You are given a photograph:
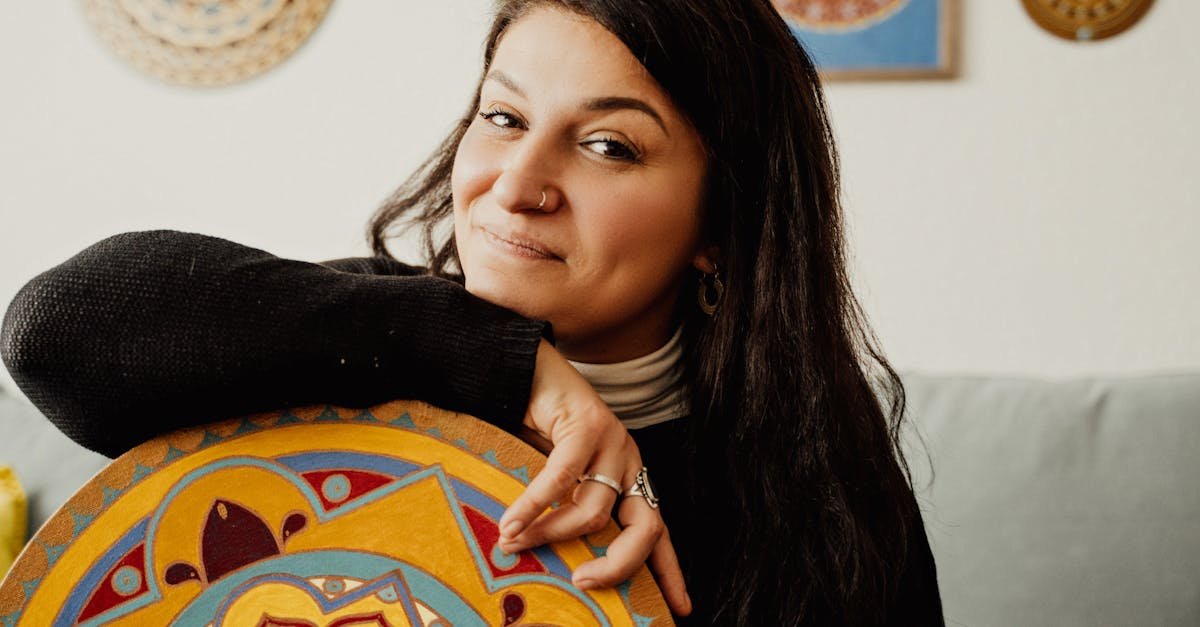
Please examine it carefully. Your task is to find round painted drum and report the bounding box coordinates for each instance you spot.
[0,401,672,626]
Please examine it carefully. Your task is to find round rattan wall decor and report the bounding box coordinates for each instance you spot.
[1021,0,1155,41]
[82,0,335,87]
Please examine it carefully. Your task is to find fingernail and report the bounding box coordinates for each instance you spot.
[575,579,596,590]
[503,520,525,537]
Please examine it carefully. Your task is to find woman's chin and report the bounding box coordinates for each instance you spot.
[464,274,552,321]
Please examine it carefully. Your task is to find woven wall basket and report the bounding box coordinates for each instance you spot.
[82,0,335,87]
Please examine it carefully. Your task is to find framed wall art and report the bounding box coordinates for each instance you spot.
[772,0,957,80]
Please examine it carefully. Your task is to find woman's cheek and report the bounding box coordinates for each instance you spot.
[608,192,693,258]
[451,135,488,204]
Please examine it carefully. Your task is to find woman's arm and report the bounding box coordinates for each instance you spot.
[0,229,693,615]
[0,230,549,457]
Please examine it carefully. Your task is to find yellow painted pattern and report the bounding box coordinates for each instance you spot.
[21,422,634,626]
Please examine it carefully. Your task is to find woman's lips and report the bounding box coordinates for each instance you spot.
[480,227,562,261]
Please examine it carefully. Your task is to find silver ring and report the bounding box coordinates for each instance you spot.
[621,466,660,509]
[578,472,622,494]
[537,190,547,210]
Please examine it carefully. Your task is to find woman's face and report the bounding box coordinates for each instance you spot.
[452,6,709,363]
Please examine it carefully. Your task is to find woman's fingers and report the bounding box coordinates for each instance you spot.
[499,467,622,552]
[568,499,657,588]
[505,476,693,617]
[648,528,692,616]
[512,342,690,612]
[498,432,592,540]
[572,497,692,615]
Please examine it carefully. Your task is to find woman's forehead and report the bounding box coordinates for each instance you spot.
[488,7,663,105]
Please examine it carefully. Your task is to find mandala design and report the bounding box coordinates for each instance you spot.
[772,0,910,32]
[1021,0,1154,41]
[0,401,671,625]
[81,0,335,86]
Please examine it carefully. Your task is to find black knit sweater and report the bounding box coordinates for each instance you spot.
[0,230,943,625]
[0,230,549,456]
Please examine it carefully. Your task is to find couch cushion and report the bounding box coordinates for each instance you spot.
[0,386,108,538]
[3,374,1198,624]
[903,373,1200,627]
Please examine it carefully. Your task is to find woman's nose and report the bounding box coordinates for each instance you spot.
[491,137,559,214]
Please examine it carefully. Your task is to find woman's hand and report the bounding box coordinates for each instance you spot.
[499,339,692,617]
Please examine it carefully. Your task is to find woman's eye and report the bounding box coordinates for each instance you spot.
[583,137,641,163]
[479,109,523,129]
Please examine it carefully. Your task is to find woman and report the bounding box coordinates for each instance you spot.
[1,0,942,624]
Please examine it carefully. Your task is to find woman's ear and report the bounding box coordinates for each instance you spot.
[692,245,720,274]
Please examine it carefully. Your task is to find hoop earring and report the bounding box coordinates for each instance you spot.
[698,270,724,316]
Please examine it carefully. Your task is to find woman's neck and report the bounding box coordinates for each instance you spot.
[566,327,689,429]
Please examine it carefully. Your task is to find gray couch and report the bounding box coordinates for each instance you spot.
[901,373,1200,626]
[2,373,1198,625]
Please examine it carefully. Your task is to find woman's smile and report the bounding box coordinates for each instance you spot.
[479,224,563,261]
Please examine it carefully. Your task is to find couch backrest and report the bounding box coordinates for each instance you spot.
[0,386,108,537]
[903,373,1200,627]
[3,374,1199,625]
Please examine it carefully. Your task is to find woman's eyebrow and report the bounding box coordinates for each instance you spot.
[485,70,669,136]
[583,96,669,136]
[485,70,527,97]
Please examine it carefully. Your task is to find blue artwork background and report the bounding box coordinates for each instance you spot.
[787,0,943,72]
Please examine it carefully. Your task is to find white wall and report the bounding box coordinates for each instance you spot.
[833,1,1200,379]
[1,1,1197,395]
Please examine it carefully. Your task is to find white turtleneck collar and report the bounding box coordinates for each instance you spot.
[567,327,689,429]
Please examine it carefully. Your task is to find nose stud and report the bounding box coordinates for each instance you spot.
[537,190,547,210]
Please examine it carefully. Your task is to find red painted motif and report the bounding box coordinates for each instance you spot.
[77,543,149,622]
[503,592,526,624]
[301,469,395,511]
[202,499,282,583]
[460,506,546,578]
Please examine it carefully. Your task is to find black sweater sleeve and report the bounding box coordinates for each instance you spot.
[0,230,550,457]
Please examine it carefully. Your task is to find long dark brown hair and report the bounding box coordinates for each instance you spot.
[368,1,918,624]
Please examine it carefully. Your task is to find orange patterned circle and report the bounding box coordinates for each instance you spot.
[1021,0,1155,41]
[772,0,910,31]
